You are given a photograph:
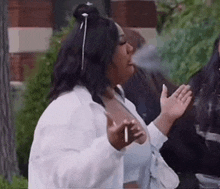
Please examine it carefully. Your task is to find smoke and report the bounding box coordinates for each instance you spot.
[132,44,169,75]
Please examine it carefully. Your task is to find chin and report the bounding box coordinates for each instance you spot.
[129,66,135,76]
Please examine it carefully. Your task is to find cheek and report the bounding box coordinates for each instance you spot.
[113,46,127,60]
[112,48,120,64]
[112,52,124,69]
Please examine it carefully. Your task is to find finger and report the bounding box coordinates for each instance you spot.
[160,84,168,100]
[115,119,133,133]
[130,120,140,131]
[181,90,192,103]
[130,124,140,133]
[182,96,192,108]
[133,131,145,138]
[105,112,116,128]
[171,84,185,98]
[178,85,191,100]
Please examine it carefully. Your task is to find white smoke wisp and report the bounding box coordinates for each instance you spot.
[132,44,169,75]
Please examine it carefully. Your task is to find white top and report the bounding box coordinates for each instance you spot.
[28,85,179,189]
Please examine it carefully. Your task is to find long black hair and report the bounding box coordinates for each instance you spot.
[49,4,119,103]
[189,35,220,132]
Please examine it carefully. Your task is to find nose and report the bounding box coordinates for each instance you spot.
[127,43,134,54]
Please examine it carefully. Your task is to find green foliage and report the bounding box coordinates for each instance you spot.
[15,18,75,172]
[0,176,28,189]
[156,0,206,33]
[163,3,220,33]
[157,2,220,84]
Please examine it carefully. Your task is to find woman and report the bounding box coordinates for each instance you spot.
[28,4,192,189]
[189,35,220,188]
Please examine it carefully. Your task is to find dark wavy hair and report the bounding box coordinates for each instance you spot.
[49,4,119,103]
[189,35,220,132]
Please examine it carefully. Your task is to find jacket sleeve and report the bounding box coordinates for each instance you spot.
[29,103,124,188]
[146,122,180,189]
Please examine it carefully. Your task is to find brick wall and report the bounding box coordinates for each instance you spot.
[10,53,41,81]
[111,0,158,47]
[8,0,53,28]
[8,0,53,81]
[111,1,157,28]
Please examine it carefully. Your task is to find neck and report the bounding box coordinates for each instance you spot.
[103,86,115,99]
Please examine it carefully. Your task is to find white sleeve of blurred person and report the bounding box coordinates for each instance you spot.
[28,87,124,189]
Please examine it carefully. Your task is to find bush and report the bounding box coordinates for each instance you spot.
[15,18,75,177]
[157,2,220,84]
[156,0,207,33]
[0,176,28,189]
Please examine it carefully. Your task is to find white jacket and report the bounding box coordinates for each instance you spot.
[28,85,179,189]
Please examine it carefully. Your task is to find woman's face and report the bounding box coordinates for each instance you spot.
[107,24,134,87]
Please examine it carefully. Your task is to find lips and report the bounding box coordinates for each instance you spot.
[128,60,134,66]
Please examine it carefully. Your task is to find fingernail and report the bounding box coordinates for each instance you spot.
[162,84,166,90]
[123,119,128,124]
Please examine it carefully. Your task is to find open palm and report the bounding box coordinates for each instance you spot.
[160,84,192,122]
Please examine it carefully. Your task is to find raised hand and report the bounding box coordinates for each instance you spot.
[105,113,146,150]
[154,84,192,136]
[160,84,192,121]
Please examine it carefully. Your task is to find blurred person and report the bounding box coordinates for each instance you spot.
[189,35,220,188]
